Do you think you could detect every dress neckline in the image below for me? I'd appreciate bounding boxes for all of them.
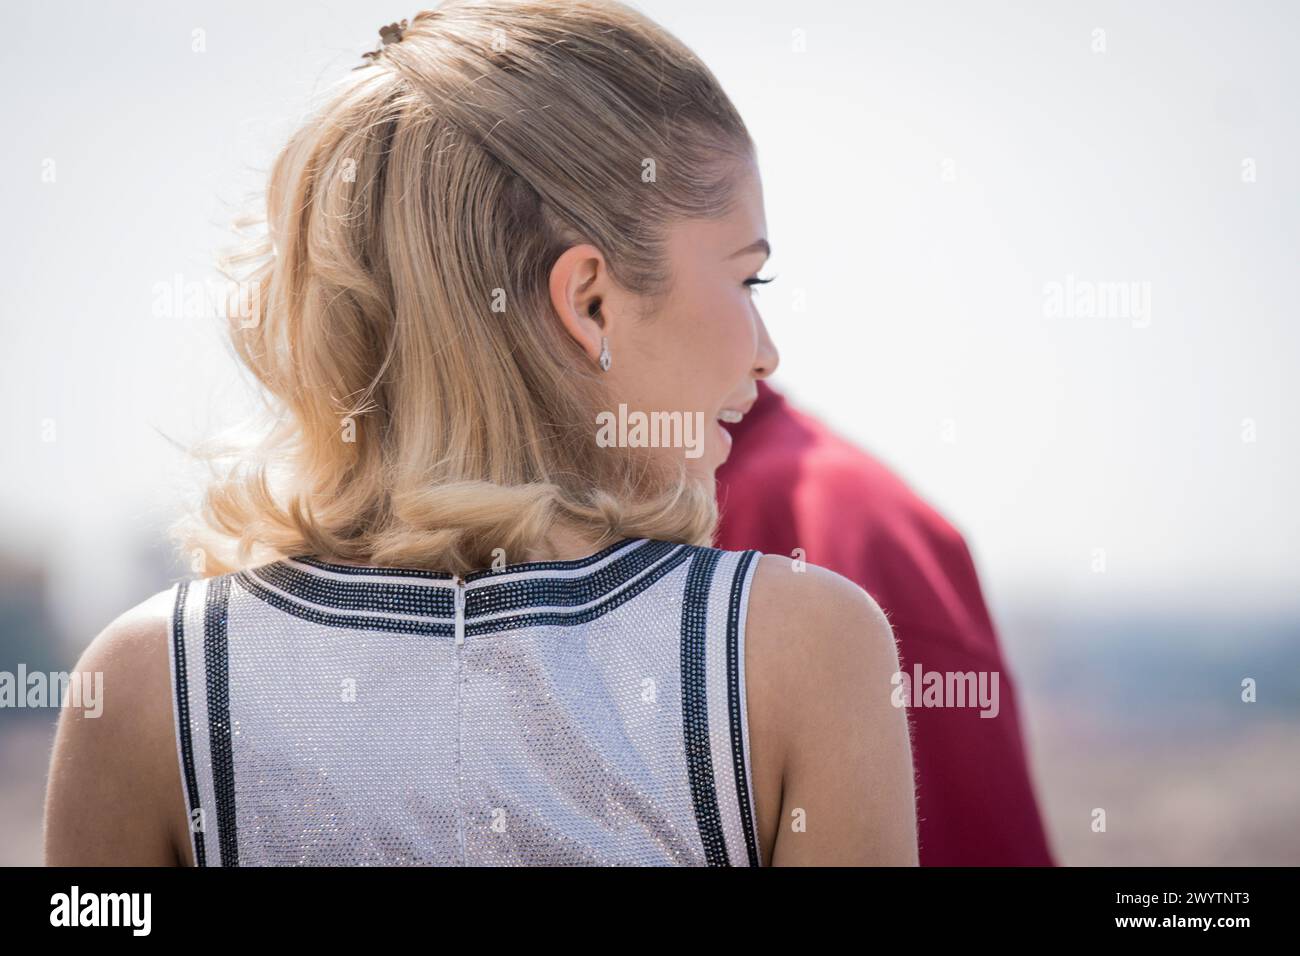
[292,535,644,583]
[234,537,698,636]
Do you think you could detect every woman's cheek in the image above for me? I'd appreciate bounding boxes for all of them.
[716,303,758,369]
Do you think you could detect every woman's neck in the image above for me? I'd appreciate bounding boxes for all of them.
[529,525,617,562]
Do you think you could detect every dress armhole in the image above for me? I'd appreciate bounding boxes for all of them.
[729,549,763,866]
[682,546,764,866]
[167,578,208,867]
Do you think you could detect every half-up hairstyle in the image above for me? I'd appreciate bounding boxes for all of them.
[172,0,756,577]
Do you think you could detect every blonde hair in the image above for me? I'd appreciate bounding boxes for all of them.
[172,0,756,578]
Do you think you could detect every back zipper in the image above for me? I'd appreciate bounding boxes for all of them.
[452,575,466,645]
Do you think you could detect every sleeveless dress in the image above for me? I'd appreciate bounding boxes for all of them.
[166,537,765,866]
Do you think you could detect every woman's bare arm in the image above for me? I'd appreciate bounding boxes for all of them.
[44,588,192,866]
[745,554,919,866]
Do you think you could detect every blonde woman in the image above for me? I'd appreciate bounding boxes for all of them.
[44,0,917,867]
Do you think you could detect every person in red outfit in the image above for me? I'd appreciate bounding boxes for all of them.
[716,381,1055,866]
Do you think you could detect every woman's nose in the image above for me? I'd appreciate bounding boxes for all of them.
[753,315,780,380]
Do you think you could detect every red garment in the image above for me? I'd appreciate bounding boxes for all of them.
[716,381,1055,866]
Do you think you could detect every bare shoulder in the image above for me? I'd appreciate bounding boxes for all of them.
[44,585,193,866]
[76,587,175,678]
[744,551,898,744]
[745,553,897,707]
[743,553,918,865]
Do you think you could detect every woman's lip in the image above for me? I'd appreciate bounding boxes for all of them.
[715,418,733,459]
[717,396,757,422]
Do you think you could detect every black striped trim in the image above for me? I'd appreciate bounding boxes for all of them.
[726,549,761,867]
[245,561,456,625]
[291,535,639,580]
[237,539,686,636]
[680,546,729,866]
[469,541,679,617]
[236,569,453,636]
[468,544,692,635]
[170,581,206,867]
[203,575,239,867]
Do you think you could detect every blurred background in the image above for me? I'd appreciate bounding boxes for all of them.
[1,0,1296,865]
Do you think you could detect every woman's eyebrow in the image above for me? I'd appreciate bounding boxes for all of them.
[728,238,771,261]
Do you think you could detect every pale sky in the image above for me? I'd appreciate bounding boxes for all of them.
[2,0,1297,644]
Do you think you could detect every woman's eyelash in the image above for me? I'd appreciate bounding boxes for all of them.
[744,274,776,291]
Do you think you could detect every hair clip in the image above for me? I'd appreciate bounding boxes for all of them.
[356,19,410,67]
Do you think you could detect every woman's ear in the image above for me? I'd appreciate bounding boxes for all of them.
[549,243,609,364]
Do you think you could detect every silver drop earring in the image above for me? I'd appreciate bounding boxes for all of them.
[598,336,612,372]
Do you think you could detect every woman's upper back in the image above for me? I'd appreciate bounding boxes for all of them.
[170,537,764,866]
[45,540,917,867]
